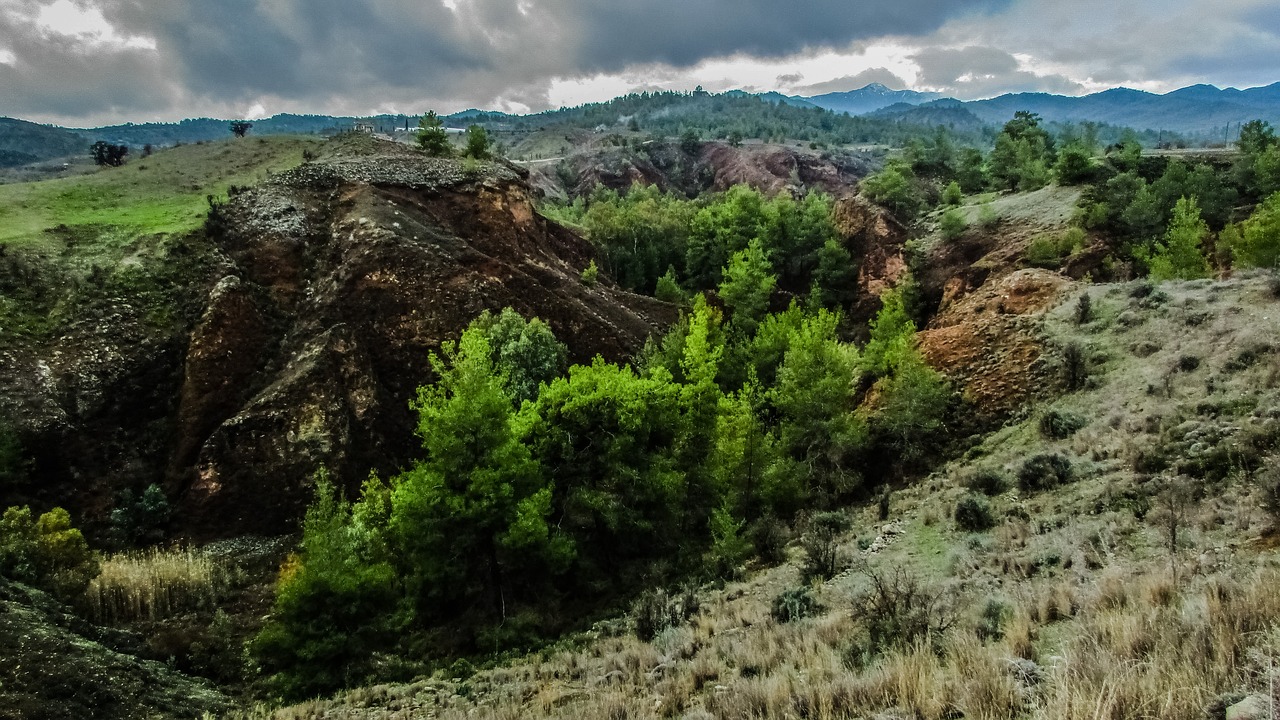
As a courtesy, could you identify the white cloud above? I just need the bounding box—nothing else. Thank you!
[34,0,156,50]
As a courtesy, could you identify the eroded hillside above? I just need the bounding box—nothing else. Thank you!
[0,135,673,539]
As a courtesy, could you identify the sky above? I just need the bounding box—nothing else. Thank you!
[1,0,1278,127]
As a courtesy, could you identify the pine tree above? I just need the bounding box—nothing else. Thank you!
[416,110,451,156]
[718,238,777,334]
[1147,196,1211,281]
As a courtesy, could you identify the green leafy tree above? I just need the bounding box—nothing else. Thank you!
[865,352,951,466]
[665,301,728,544]
[577,185,694,293]
[771,310,865,503]
[861,161,923,223]
[710,379,779,518]
[252,475,403,699]
[90,140,128,167]
[718,238,777,335]
[810,238,858,309]
[416,110,452,156]
[524,359,684,581]
[686,185,772,289]
[764,191,839,292]
[389,328,567,620]
[955,147,988,194]
[1238,120,1276,157]
[464,124,491,159]
[862,283,917,379]
[470,309,567,406]
[0,506,99,599]
[1232,192,1280,268]
[989,111,1054,191]
[1054,143,1096,185]
[1255,145,1280,198]
[654,266,686,305]
[1146,196,1212,281]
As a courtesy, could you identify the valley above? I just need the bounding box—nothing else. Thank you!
[2,90,1280,720]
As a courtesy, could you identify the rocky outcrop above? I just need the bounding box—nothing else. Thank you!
[1,136,673,539]
[169,138,673,538]
[918,269,1070,418]
[535,140,879,200]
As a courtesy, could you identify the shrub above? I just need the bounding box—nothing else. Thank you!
[1039,408,1087,439]
[975,598,1010,642]
[850,566,958,659]
[1259,459,1280,530]
[1061,341,1089,391]
[963,468,1009,496]
[0,506,99,599]
[109,484,171,546]
[706,505,752,579]
[955,493,997,532]
[941,181,963,206]
[747,516,790,566]
[581,260,599,286]
[801,511,851,583]
[939,207,968,240]
[977,203,999,228]
[654,267,685,305]
[632,585,700,640]
[772,586,821,623]
[1017,453,1075,492]
[1074,293,1092,325]
[1025,236,1064,269]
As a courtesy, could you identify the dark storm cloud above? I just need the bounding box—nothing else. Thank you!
[2,0,1008,123]
[794,68,909,95]
[565,0,1008,70]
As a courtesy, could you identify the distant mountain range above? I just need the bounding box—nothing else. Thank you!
[798,82,1280,136]
[3,81,1279,169]
[800,83,943,116]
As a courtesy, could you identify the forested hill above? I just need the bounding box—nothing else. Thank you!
[7,81,1280,167]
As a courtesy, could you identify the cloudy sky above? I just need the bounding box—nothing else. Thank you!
[1,0,1278,127]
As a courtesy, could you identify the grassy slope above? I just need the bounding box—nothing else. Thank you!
[0,136,321,341]
[245,274,1280,720]
[0,135,322,248]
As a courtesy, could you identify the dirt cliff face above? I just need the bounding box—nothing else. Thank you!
[918,269,1070,419]
[532,140,879,200]
[1,137,673,539]
[170,139,674,538]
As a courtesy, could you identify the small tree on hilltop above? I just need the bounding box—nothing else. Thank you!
[417,111,452,157]
[464,124,491,159]
[230,121,253,138]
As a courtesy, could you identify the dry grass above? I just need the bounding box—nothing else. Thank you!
[239,274,1280,720]
[85,546,227,623]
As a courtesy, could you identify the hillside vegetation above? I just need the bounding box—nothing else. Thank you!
[230,272,1280,720]
[3,103,1280,720]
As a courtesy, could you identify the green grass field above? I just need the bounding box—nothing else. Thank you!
[0,135,321,247]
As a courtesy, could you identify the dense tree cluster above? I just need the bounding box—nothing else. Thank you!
[89,140,128,167]
[256,281,952,697]
[546,184,852,306]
